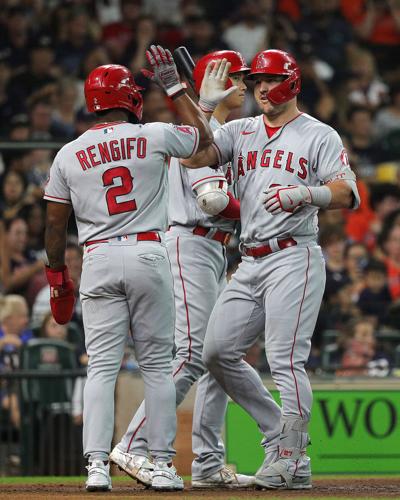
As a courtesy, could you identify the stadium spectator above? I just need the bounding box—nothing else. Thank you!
[343,242,369,297]
[7,114,30,141]
[0,295,33,432]
[222,0,269,62]
[374,83,400,137]
[336,318,377,376]
[0,6,33,71]
[101,0,143,62]
[295,0,355,79]
[297,53,336,123]
[142,87,177,123]
[51,78,80,140]
[341,0,400,75]
[370,183,400,241]
[357,258,392,324]
[183,14,229,61]
[319,225,348,301]
[344,106,384,178]
[0,57,13,134]
[345,48,389,111]
[336,317,391,377]
[28,99,60,140]
[31,242,83,330]
[2,217,46,304]
[40,311,68,342]
[0,294,32,371]
[7,36,57,116]
[55,8,97,75]
[122,15,158,73]
[380,220,400,299]
[17,203,46,256]
[0,170,29,221]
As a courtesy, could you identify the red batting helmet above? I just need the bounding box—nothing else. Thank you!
[84,64,144,120]
[248,50,301,104]
[193,50,250,94]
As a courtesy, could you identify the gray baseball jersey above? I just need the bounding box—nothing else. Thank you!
[44,120,199,464]
[44,121,199,243]
[202,112,359,474]
[115,117,242,480]
[168,117,235,233]
[213,113,358,244]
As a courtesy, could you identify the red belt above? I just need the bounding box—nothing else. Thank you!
[243,237,297,258]
[85,231,161,247]
[193,225,232,245]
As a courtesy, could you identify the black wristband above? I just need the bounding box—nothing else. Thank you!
[171,89,186,100]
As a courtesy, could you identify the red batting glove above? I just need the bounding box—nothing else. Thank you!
[45,265,75,325]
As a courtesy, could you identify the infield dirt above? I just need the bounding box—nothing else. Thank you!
[1,478,400,499]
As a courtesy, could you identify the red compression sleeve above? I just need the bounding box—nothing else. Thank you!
[219,192,240,220]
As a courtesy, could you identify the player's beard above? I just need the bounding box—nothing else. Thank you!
[261,99,288,120]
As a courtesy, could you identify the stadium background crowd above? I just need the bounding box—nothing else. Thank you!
[1,0,400,402]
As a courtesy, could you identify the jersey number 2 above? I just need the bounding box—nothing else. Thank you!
[103,166,137,216]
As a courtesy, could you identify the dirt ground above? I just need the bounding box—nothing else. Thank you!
[1,478,400,499]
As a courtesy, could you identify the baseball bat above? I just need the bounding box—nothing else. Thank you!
[174,46,196,93]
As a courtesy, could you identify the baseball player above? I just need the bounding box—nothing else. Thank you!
[43,46,231,492]
[110,51,255,489]
[183,49,360,490]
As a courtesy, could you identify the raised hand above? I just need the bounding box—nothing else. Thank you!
[143,45,184,97]
[198,59,238,113]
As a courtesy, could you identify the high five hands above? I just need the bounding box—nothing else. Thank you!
[198,59,238,113]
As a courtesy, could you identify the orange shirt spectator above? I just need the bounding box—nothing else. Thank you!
[345,179,377,247]
[341,0,400,45]
[382,224,400,299]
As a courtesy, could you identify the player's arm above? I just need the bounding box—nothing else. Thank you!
[145,45,211,151]
[145,45,236,154]
[192,174,240,219]
[45,202,71,268]
[263,179,356,215]
[264,132,360,215]
[44,201,75,324]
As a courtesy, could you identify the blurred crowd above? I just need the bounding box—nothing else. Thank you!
[1,0,400,390]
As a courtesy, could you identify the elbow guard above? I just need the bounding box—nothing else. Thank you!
[195,179,229,215]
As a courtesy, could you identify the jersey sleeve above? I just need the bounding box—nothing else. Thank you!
[162,123,200,158]
[212,122,235,166]
[43,154,71,204]
[315,130,355,184]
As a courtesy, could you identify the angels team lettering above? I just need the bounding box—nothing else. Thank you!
[76,137,147,171]
[236,150,308,180]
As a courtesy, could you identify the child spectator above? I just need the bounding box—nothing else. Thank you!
[0,294,33,371]
[337,318,390,377]
[357,259,392,325]
[40,312,68,342]
[0,295,33,435]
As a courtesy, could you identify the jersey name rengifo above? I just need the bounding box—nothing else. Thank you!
[44,121,199,244]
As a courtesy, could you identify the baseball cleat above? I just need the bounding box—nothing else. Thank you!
[109,447,154,486]
[192,466,255,489]
[85,460,112,491]
[151,461,184,491]
[255,459,312,490]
